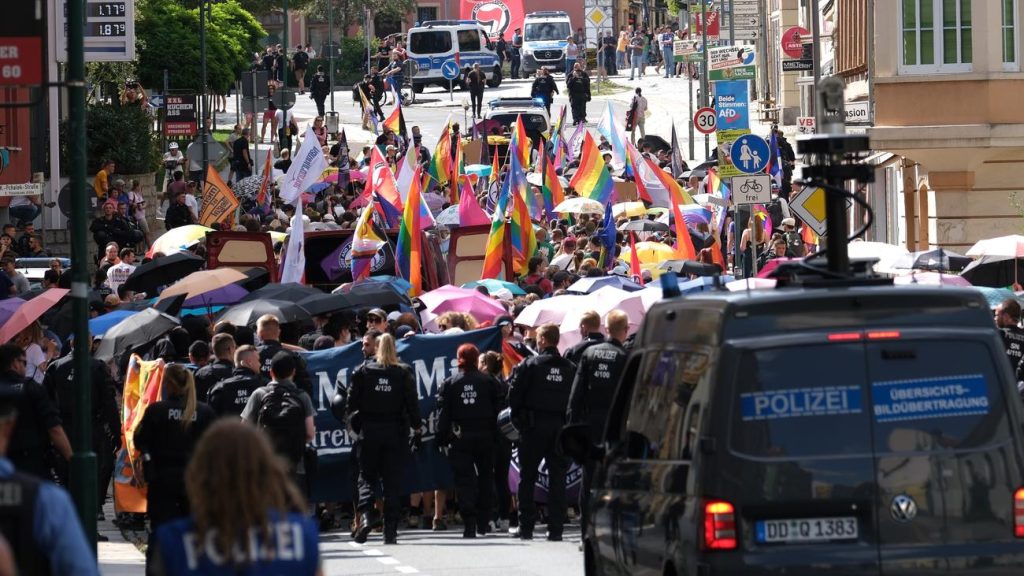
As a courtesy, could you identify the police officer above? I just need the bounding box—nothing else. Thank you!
[347,333,420,544]
[567,310,629,531]
[996,299,1024,375]
[563,310,605,365]
[0,346,97,575]
[0,344,71,479]
[43,336,120,511]
[435,344,500,538]
[206,345,266,418]
[510,27,523,79]
[508,323,576,541]
[255,314,313,395]
[193,333,235,402]
[309,64,331,118]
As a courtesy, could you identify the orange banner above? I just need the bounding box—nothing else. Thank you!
[113,356,164,514]
[198,165,239,228]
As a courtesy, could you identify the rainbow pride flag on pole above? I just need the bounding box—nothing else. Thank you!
[396,166,424,295]
[428,118,452,188]
[569,131,614,205]
[351,201,386,281]
[508,154,537,274]
[540,148,565,219]
[510,114,531,167]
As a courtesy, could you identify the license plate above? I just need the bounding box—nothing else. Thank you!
[755,517,858,544]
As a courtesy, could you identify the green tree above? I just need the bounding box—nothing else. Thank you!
[135,0,265,94]
[176,0,315,16]
[306,0,415,32]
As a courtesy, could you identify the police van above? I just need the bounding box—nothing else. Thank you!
[520,11,572,77]
[406,20,503,93]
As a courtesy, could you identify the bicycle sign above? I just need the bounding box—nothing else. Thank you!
[731,174,771,205]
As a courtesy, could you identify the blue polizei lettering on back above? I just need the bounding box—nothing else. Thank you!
[871,374,989,423]
[740,386,863,421]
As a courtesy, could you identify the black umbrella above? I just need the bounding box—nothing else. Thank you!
[298,292,359,317]
[892,248,972,272]
[217,299,313,326]
[618,220,671,233]
[961,256,1024,288]
[241,282,324,303]
[238,268,271,292]
[155,293,188,317]
[658,259,722,277]
[331,281,412,308]
[123,252,205,295]
[95,308,180,361]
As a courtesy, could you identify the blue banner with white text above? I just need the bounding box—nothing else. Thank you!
[302,327,502,502]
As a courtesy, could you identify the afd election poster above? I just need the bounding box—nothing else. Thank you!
[461,0,525,40]
[302,327,502,502]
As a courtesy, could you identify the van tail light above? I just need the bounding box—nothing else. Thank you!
[827,332,862,342]
[867,330,901,340]
[1014,488,1024,537]
[703,500,737,550]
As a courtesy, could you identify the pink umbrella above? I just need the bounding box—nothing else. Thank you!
[350,169,368,182]
[893,272,972,287]
[757,257,800,278]
[419,285,507,326]
[514,294,587,328]
[0,288,69,343]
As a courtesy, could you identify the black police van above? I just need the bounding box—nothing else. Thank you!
[561,79,1024,575]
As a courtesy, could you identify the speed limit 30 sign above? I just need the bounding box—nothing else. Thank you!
[693,107,717,135]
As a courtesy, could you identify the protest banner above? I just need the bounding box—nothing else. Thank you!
[199,165,239,227]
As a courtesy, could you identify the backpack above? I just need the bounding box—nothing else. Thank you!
[784,231,805,257]
[256,384,307,468]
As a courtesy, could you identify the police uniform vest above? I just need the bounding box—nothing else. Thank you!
[571,339,627,437]
[351,362,414,424]
[0,472,47,576]
[208,367,265,418]
[512,348,576,419]
[1002,326,1024,367]
[194,359,234,403]
[257,341,312,394]
[156,511,318,576]
[442,371,498,433]
[564,333,605,365]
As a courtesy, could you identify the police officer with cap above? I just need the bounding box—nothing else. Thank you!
[206,345,267,418]
[436,344,501,538]
[508,323,576,540]
[0,344,97,575]
[255,314,313,395]
[348,334,421,544]
[567,309,629,530]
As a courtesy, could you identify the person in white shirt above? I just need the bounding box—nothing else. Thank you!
[126,179,151,248]
[162,142,186,193]
[105,247,137,293]
[184,182,200,222]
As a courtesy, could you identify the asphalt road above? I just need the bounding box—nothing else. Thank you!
[320,524,583,576]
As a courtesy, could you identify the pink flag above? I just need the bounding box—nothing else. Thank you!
[458,178,490,226]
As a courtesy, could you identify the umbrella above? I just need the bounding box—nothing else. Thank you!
[692,193,729,208]
[645,207,669,217]
[122,252,206,296]
[0,298,26,328]
[147,224,213,257]
[622,241,676,265]
[966,235,1024,258]
[656,205,713,227]
[88,309,139,338]
[298,292,361,317]
[960,255,1024,288]
[846,241,910,262]
[678,276,728,294]
[619,220,670,233]
[637,286,664,310]
[474,118,503,135]
[0,289,69,343]
[159,268,250,303]
[155,293,188,317]
[526,172,569,188]
[461,279,527,296]
[553,198,604,215]
[567,275,644,294]
[893,272,972,287]
[466,164,493,179]
[972,286,1018,309]
[217,299,313,326]
[892,248,972,272]
[94,308,180,362]
[726,278,778,291]
[418,285,506,325]
[181,284,249,308]
[239,268,272,292]
[612,202,647,218]
[435,205,461,227]
[331,278,413,307]
[558,286,645,351]
[241,282,323,303]
[515,294,587,327]
[658,259,723,277]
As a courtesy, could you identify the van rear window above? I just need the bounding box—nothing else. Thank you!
[730,344,873,458]
[410,31,452,54]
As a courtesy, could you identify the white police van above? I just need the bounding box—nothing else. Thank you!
[521,11,572,77]
[406,20,503,93]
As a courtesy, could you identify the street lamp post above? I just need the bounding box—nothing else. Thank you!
[200,0,210,186]
[328,0,335,113]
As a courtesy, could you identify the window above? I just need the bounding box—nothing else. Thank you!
[409,31,452,55]
[1004,0,1018,69]
[900,0,972,73]
[457,29,481,52]
[416,6,438,23]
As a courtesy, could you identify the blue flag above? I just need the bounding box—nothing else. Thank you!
[600,202,617,269]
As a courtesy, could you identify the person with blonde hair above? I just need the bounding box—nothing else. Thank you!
[134,363,216,566]
[150,420,321,575]
[13,322,55,385]
[347,334,421,544]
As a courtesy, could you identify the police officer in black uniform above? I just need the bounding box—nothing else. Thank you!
[43,336,120,507]
[567,309,629,531]
[563,310,605,365]
[193,334,235,402]
[436,344,500,538]
[0,345,71,480]
[255,314,313,395]
[347,333,420,544]
[206,345,266,418]
[508,324,576,541]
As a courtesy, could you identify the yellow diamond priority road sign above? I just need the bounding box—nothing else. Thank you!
[587,8,608,27]
[790,185,828,236]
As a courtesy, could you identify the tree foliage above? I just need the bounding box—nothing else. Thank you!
[176,0,315,16]
[135,0,266,94]
[306,0,416,31]
[61,104,161,175]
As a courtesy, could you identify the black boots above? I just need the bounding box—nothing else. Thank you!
[354,511,382,544]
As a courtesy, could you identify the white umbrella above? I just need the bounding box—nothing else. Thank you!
[553,197,604,215]
[692,193,728,208]
[515,294,586,327]
[966,235,1024,258]
[558,287,645,351]
[526,172,569,188]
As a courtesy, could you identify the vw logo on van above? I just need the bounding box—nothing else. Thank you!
[890,494,918,523]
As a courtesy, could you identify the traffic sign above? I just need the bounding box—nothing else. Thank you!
[730,134,770,174]
[731,174,771,205]
[187,138,230,167]
[441,60,461,80]
[790,186,829,237]
[693,107,717,134]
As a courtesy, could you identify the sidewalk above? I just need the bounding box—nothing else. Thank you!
[98,501,146,575]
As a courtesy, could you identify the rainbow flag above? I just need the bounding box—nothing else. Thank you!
[568,131,614,205]
[358,88,379,135]
[396,166,424,295]
[490,144,501,185]
[506,152,536,274]
[510,114,531,167]
[428,119,452,188]
[253,149,273,215]
[540,149,565,219]
[351,201,386,281]
[383,100,406,137]
[482,152,516,279]
[707,167,731,230]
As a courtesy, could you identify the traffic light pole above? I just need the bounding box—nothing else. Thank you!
[67,0,98,551]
